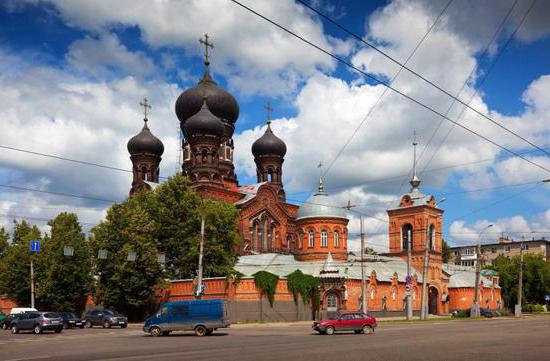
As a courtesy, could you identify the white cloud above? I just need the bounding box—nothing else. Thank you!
[24,0,350,97]
[66,33,156,77]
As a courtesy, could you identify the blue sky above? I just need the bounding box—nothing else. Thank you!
[0,0,549,251]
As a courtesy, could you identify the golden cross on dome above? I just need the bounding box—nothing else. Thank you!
[264,101,273,125]
[139,97,152,119]
[199,33,214,66]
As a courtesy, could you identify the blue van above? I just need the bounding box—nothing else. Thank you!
[143,299,230,337]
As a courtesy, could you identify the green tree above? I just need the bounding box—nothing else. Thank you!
[36,213,93,314]
[486,254,550,308]
[90,175,240,319]
[0,227,9,258]
[442,240,452,263]
[0,221,41,306]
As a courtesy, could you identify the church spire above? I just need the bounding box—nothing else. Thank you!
[264,101,273,127]
[410,130,421,191]
[139,97,152,130]
[317,162,325,193]
[199,33,214,76]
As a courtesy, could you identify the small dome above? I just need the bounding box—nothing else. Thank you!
[127,121,164,156]
[296,180,347,221]
[175,72,239,126]
[251,123,287,158]
[183,98,225,138]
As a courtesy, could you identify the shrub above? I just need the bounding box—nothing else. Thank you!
[523,304,545,313]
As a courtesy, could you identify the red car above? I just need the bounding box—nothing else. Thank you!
[313,312,377,335]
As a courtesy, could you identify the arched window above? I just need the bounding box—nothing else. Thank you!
[321,230,328,247]
[334,231,339,248]
[427,224,436,250]
[267,169,273,182]
[140,166,148,180]
[308,230,315,248]
[402,224,413,251]
[327,293,338,311]
[201,149,208,164]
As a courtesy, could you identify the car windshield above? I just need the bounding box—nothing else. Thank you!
[103,310,114,315]
[64,313,76,318]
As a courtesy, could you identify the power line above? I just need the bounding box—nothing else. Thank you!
[0,184,119,204]
[230,0,550,174]
[0,213,97,227]
[419,0,537,178]
[320,0,455,180]
[0,144,169,180]
[296,0,547,157]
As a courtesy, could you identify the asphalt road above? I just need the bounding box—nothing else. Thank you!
[1,317,549,361]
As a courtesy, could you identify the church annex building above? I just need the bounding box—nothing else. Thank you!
[126,42,501,322]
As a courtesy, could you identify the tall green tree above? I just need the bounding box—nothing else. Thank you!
[36,213,93,314]
[0,221,41,306]
[0,227,9,258]
[442,240,452,263]
[486,254,550,308]
[90,175,240,319]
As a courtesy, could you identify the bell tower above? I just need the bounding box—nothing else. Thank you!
[386,135,444,274]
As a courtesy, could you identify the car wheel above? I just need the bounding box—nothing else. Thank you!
[85,320,93,328]
[325,326,335,335]
[55,328,62,334]
[33,325,42,334]
[1,323,7,330]
[362,325,373,335]
[103,320,111,329]
[149,326,161,337]
[11,325,19,334]
[195,325,207,337]
[62,322,68,329]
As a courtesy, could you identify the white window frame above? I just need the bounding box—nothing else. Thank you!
[334,231,339,248]
[321,231,328,248]
[308,231,315,248]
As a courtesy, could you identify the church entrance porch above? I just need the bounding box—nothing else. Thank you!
[428,287,439,315]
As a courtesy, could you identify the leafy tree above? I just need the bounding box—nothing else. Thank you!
[36,213,93,314]
[442,240,452,263]
[0,227,9,258]
[90,174,241,319]
[486,254,550,308]
[0,221,41,306]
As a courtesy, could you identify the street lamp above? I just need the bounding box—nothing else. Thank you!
[98,249,108,260]
[63,245,74,257]
[471,224,493,318]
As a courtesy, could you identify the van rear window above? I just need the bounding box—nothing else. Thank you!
[44,313,59,318]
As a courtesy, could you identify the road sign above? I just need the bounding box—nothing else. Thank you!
[30,240,41,252]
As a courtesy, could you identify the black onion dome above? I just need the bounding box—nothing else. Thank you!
[175,72,239,125]
[127,121,164,156]
[183,98,225,138]
[252,124,287,158]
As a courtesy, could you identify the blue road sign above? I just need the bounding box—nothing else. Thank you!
[30,240,41,252]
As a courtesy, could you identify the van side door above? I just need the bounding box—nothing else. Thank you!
[172,305,189,331]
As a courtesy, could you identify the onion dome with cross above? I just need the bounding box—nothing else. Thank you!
[127,97,164,156]
[175,34,239,138]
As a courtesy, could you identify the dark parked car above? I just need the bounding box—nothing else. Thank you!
[313,312,377,335]
[1,313,25,330]
[60,312,83,329]
[10,312,63,334]
[83,309,127,328]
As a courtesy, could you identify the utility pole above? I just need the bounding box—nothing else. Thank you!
[406,227,413,320]
[30,254,35,309]
[515,236,525,317]
[472,224,493,318]
[196,217,205,298]
[360,215,367,314]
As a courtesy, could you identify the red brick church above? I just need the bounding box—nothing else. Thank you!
[126,41,501,321]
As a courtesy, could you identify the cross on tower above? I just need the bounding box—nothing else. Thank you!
[264,101,273,125]
[140,97,152,119]
[199,33,214,66]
